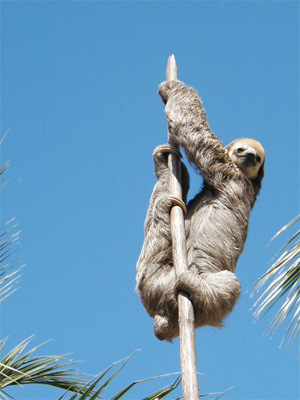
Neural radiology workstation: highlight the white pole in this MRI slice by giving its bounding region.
[166,55,199,400]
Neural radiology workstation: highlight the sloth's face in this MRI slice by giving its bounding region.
[227,138,265,180]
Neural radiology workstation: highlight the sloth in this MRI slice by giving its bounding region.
[136,80,265,341]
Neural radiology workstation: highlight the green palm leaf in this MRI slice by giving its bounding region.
[0,336,95,397]
[252,215,300,351]
[60,353,182,400]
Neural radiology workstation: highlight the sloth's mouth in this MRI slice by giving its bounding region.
[240,155,256,167]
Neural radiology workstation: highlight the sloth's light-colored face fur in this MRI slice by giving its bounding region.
[227,138,265,180]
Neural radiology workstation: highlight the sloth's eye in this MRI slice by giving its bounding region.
[237,148,244,153]
[256,156,261,163]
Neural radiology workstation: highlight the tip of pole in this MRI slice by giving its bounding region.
[166,54,178,81]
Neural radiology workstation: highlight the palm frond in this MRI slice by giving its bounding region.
[252,215,300,351]
[112,372,182,400]
[61,352,139,400]
[143,375,182,400]
[0,336,99,397]
[0,151,10,188]
[0,219,23,303]
[60,353,182,400]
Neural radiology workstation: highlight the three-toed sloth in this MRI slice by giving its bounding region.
[136,81,265,341]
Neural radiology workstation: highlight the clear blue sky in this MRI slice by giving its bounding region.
[1,1,299,399]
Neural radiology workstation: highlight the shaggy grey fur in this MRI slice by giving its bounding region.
[136,81,264,341]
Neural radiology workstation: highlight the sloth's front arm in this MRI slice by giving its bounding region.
[158,81,238,188]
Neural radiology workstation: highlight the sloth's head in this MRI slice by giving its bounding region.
[227,138,265,181]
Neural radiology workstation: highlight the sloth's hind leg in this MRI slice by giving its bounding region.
[149,268,180,341]
[154,314,179,342]
[175,270,241,327]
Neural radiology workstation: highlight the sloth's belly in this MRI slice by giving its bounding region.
[185,202,248,273]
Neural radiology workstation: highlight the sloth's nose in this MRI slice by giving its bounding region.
[246,152,255,162]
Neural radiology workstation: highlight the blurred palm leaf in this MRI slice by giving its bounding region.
[61,355,182,400]
[0,218,23,303]
[0,336,97,399]
[252,215,300,350]
[61,360,228,400]
[0,338,184,400]
[0,160,22,304]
